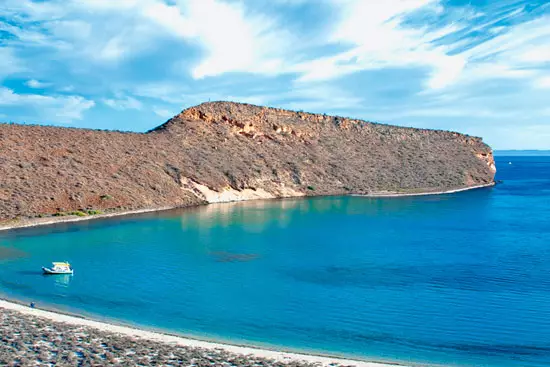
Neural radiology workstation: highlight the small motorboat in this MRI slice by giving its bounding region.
[42,262,73,275]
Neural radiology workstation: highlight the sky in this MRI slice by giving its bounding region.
[0,0,549,149]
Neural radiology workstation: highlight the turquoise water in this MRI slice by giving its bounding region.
[1,156,549,367]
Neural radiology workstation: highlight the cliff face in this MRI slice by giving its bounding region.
[0,102,495,220]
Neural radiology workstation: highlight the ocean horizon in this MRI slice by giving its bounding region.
[494,150,550,156]
[1,155,549,367]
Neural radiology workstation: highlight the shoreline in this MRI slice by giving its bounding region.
[0,206,182,233]
[0,298,405,367]
[352,182,495,198]
[0,183,495,232]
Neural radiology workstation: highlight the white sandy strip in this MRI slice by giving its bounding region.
[355,183,495,198]
[0,300,401,367]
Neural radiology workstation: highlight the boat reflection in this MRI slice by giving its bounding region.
[49,274,73,288]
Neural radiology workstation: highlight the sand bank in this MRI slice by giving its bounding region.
[352,183,495,198]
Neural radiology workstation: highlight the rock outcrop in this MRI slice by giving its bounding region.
[0,102,496,220]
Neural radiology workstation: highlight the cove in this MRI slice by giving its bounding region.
[1,156,550,367]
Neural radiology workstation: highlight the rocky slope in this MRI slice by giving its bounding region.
[0,101,496,221]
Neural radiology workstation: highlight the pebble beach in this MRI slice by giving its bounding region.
[0,300,398,367]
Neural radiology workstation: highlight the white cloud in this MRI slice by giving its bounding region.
[1,0,547,89]
[98,37,126,61]
[329,0,437,45]
[1,0,167,64]
[0,47,24,80]
[186,0,289,79]
[518,46,550,63]
[141,0,291,79]
[0,17,69,50]
[289,1,549,94]
[292,0,465,89]
[534,76,550,89]
[0,87,95,122]
[2,0,292,74]
[463,15,550,63]
[452,14,550,87]
[103,96,142,110]
[143,1,196,39]
[25,79,51,89]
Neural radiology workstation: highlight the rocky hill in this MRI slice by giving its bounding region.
[0,101,496,221]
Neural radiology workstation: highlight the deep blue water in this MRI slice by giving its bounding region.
[1,156,549,367]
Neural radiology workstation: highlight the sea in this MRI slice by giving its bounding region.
[1,156,549,367]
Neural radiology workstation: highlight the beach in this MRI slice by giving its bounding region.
[0,299,400,367]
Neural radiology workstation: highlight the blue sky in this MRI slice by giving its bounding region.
[0,0,549,149]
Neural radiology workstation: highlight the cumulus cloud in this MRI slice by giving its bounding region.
[292,0,464,89]
[0,87,95,123]
[140,0,291,79]
[185,1,289,78]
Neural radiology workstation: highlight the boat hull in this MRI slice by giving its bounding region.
[42,267,73,275]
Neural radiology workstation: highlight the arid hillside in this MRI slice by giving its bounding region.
[0,102,496,220]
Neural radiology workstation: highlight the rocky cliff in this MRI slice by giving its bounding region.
[0,101,496,221]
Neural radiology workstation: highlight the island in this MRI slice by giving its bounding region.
[0,101,496,229]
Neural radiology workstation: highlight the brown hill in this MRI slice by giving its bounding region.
[0,101,496,221]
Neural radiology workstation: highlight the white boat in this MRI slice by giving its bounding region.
[42,262,73,275]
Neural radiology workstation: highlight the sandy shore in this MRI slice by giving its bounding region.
[0,183,494,232]
[0,206,181,233]
[352,183,495,198]
[0,299,404,367]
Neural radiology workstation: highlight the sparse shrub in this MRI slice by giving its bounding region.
[67,211,87,217]
[307,185,315,191]
[100,194,113,200]
[86,210,103,215]
[53,212,67,217]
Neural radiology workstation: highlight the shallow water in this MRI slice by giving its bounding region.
[1,156,549,367]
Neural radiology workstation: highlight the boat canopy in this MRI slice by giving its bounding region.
[52,262,71,267]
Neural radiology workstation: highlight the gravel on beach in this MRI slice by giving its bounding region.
[0,307,347,367]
